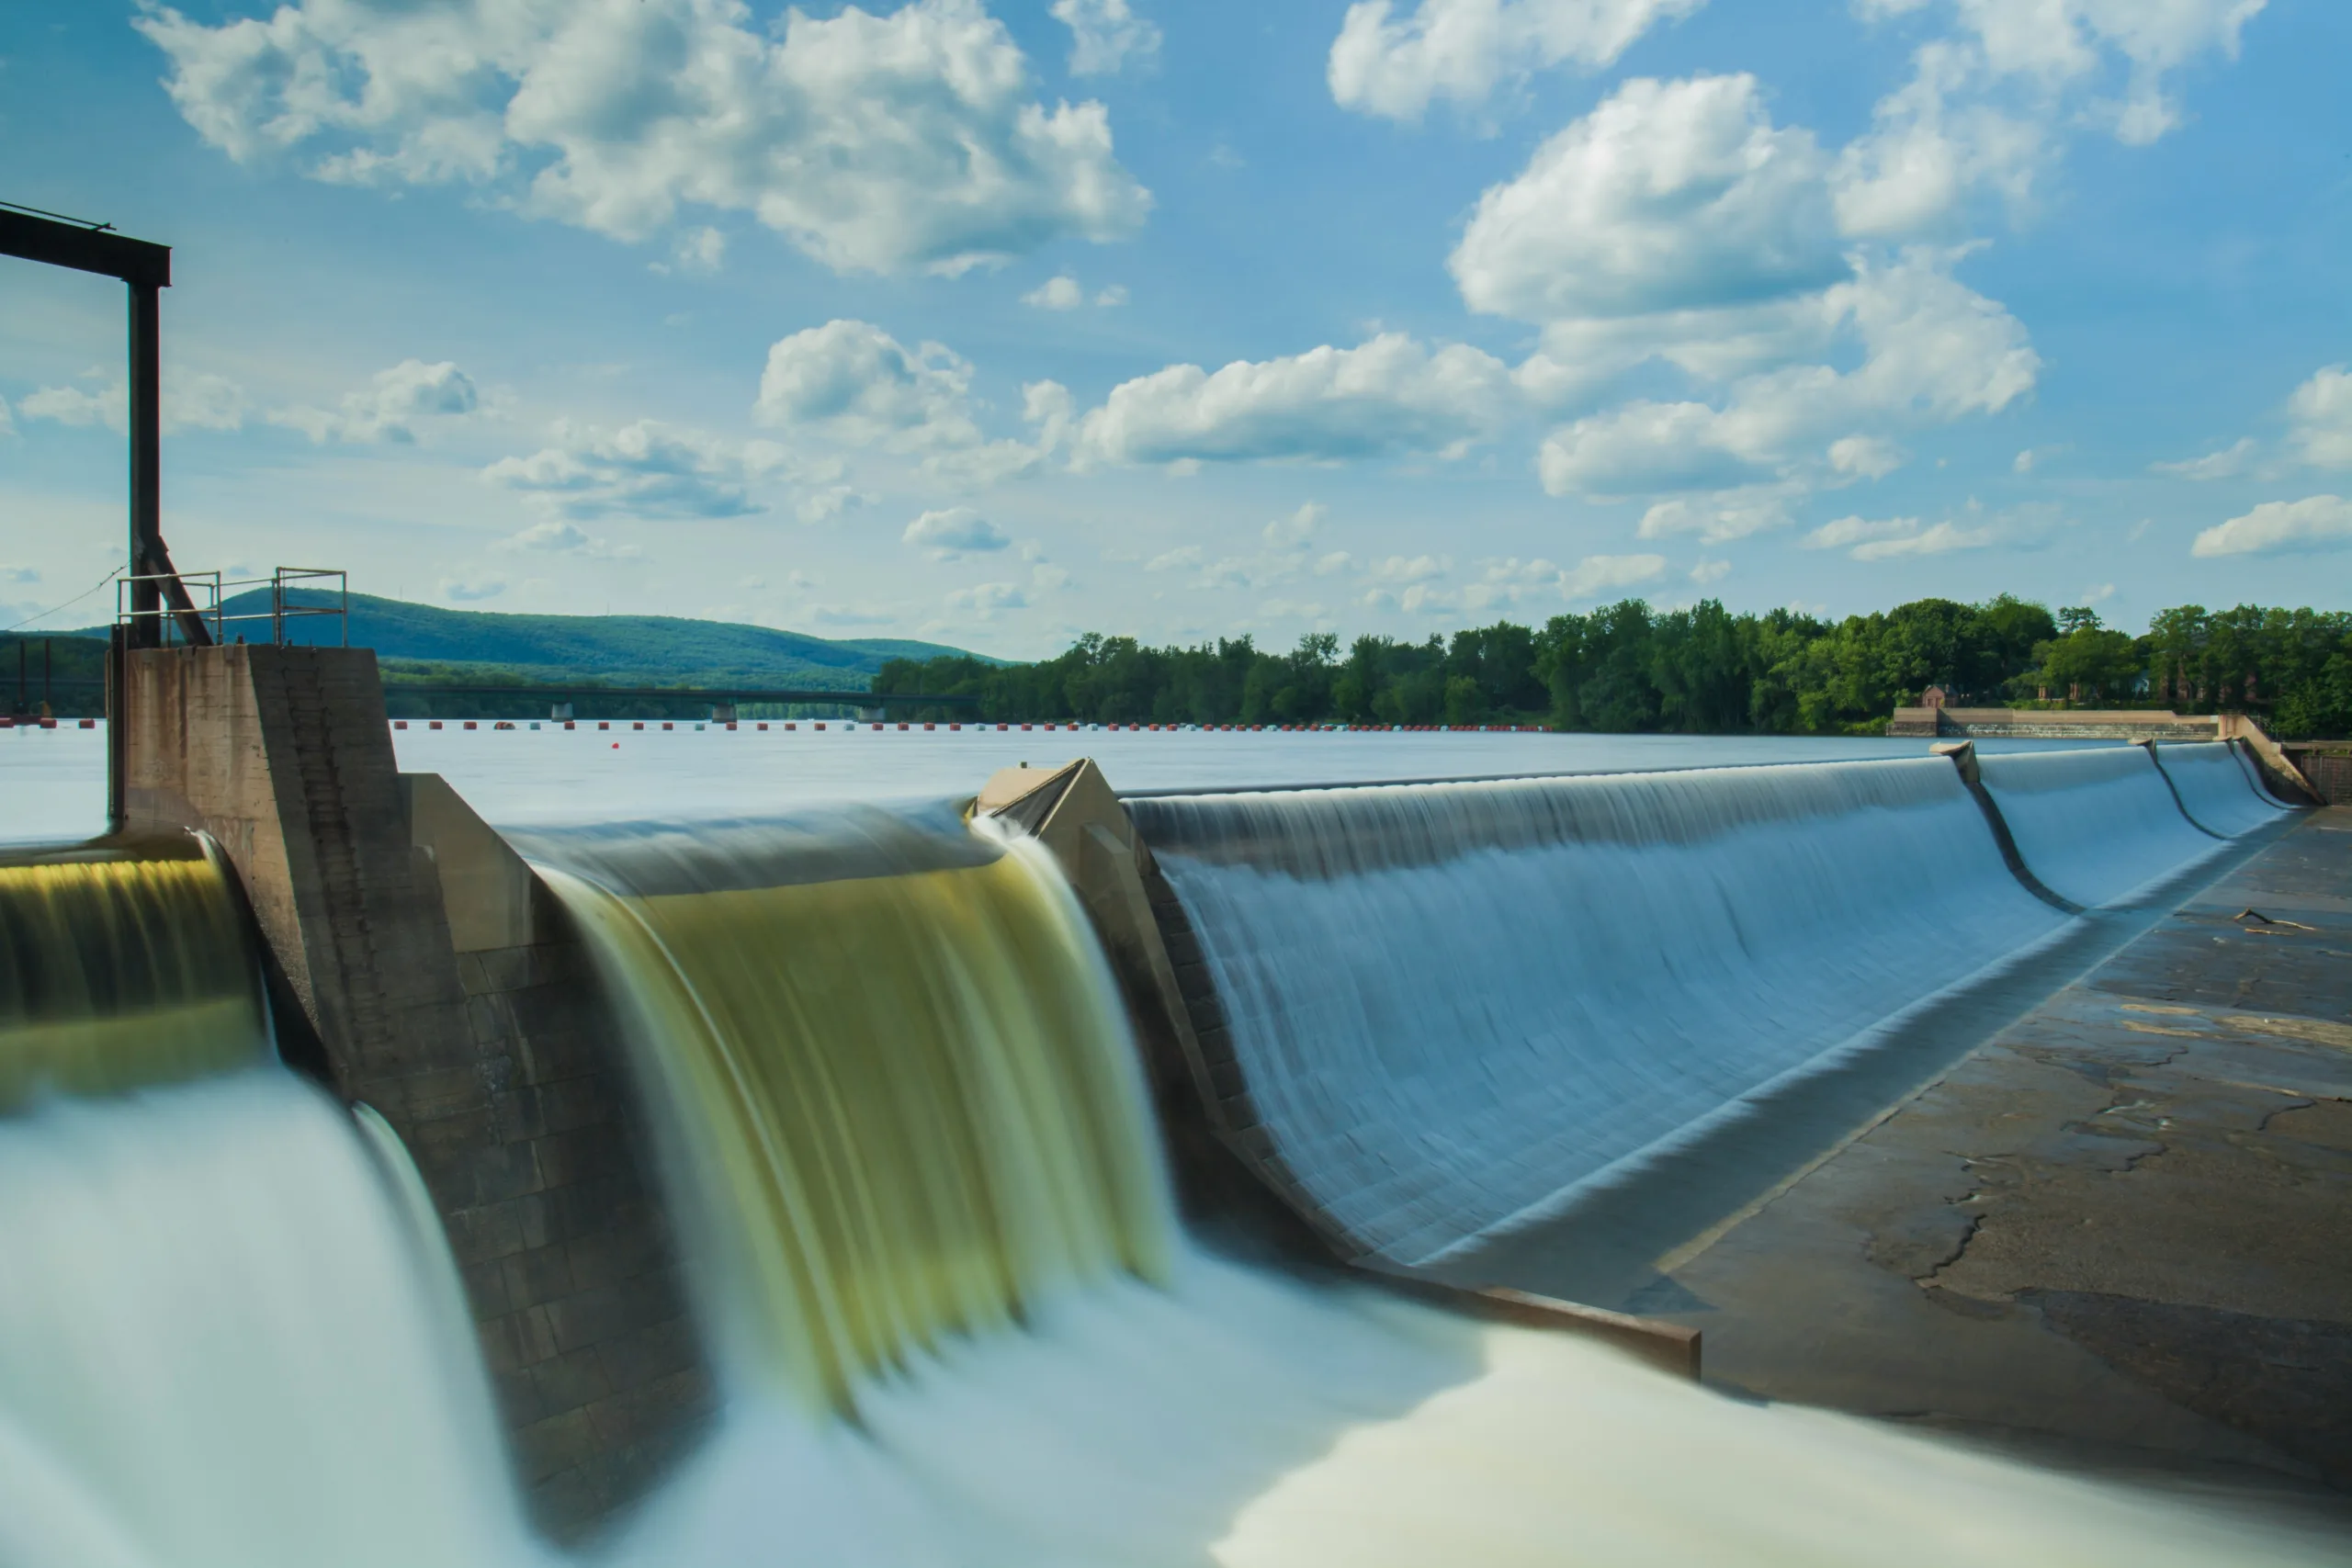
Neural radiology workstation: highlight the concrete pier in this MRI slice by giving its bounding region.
[119,645,712,1538]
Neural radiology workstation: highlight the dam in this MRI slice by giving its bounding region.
[2,641,2346,1564]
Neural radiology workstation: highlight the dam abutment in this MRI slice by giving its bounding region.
[118,644,711,1537]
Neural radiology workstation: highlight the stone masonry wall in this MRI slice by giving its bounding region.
[123,648,711,1541]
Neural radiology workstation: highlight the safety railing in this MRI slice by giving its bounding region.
[117,568,347,648]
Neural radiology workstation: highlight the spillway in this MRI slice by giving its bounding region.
[1977,745,2233,908]
[2158,739,2295,835]
[520,796,2335,1568]
[0,759,2335,1566]
[1128,759,2076,1267]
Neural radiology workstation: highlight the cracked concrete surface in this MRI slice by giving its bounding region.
[1497,805,2352,1510]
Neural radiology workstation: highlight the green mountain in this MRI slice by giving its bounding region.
[153,590,997,691]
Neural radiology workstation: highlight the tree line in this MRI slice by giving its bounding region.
[871,597,2352,739]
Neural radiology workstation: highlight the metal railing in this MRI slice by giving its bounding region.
[116,567,347,648]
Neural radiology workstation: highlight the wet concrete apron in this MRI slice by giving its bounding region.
[1540,807,2350,1506]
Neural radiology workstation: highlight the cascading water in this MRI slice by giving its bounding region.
[517,807,1171,1416]
[0,846,264,1108]
[2157,740,2294,835]
[522,797,2342,1568]
[1977,746,2230,907]
[1127,759,2073,1268]
[0,851,545,1568]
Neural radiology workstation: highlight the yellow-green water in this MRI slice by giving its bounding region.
[0,851,265,1111]
[545,830,1170,1415]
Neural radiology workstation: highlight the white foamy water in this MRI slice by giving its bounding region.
[1977,746,2231,908]
[1129,760,2075,1265]
[0,1070,545,1568]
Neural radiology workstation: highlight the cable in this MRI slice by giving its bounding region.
[2,567,126,637]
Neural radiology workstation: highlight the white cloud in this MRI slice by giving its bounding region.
[1452,74,1841,325]
[1802,512,2000,558]
[2190,495,2352,558]
[271,358,480,444]
[1883,0,2267,147]
[1052,0,1159,76]
[1146,546,1203,572]
[2153,437,2256,480]
[1073,333,1515,467]
[1635,487,1793,542]
[670,226,726,274]
[756,320,982,447]
[493,519,641,558]
[808,603,897,626]
[1262,502,1326,547]
[1690,557,1730,584]
[1368,553,1449,584]
[1828,434,1906,479]
[1023,276,1085,310]
[903,507,1010,557]
[1536,250,2038,499]
[19,370,247,434]
[441,575,508,602]
[2287,366,2352,468]
[484,419,775,519]
[1329,0,1704,122]
[1560,552,1666,599]
[137,0,1151,276]
[946,581,1027,615]
[1801,513,1921,550]
[1094,284,1128,307]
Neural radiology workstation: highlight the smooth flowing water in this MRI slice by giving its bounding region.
[1130,760,2077,1266]
[1978,746,2234,908]
[2159,739,2295,836]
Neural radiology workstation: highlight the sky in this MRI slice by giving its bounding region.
[1,0,2346,660]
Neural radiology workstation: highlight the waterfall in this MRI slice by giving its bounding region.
[518,807,1173,1416]
[0,848,265,1109]
[0,1069,546,1568]
[1976,747,2227,908]
[1128,759,2072,1267]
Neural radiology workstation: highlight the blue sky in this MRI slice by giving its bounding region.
[2,0,2346,658]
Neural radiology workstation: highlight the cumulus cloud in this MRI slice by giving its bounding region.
[1836,0,2267,245]
[1329,0,1703,122]
[903,507,1010,557]
[2287,366,2352,468]
[271,359,480,444]
[1559,552,1666,599]
[441,575,508,602]
[1534,250,2037,500]
[2190,495,2352,558]
[1690,557,1730,584]
[2153,437,2256,480]
[484,419,777,519]
[1072,333,1516,467]
[1452,74,1842,324]
[1052,0,1159,76]
[19,370,247,434]
[137,0,1151,276]
[756,320,982,446]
